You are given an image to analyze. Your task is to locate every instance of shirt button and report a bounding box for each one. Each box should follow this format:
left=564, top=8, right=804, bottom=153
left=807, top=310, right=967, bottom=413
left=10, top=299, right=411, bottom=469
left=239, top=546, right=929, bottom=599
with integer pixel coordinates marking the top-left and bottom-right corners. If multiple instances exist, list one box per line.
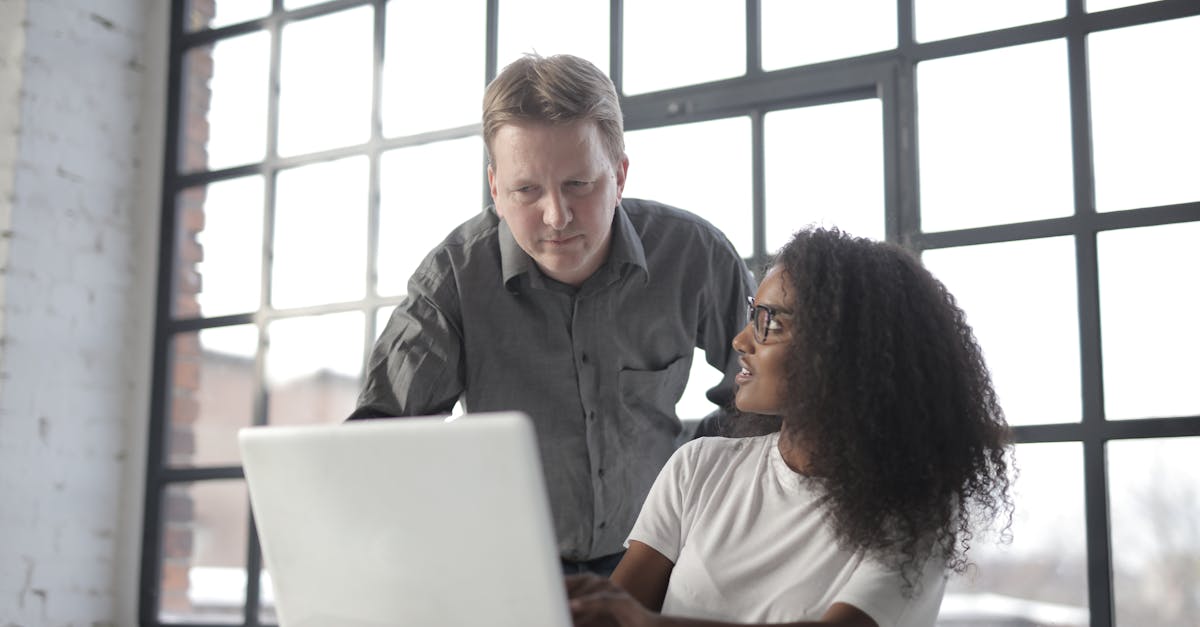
left=580, top=352, right=588, bottom=364
left=597, top=468, right=605, bottom=478
left=598, top=521, right=607, bottom=529
left=588, top=411, right=596, bottom=421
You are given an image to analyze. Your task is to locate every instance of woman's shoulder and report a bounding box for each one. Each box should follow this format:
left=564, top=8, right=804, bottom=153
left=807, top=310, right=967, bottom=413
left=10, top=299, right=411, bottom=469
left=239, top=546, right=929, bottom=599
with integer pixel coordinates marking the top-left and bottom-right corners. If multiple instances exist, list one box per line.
left=675, top=433, right=779, bottom=470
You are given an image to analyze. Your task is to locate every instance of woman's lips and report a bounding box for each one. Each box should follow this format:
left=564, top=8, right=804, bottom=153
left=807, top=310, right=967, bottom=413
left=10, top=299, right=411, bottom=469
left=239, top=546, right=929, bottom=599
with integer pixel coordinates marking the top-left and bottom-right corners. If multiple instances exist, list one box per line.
left=735, top=364, right=752, bottom=385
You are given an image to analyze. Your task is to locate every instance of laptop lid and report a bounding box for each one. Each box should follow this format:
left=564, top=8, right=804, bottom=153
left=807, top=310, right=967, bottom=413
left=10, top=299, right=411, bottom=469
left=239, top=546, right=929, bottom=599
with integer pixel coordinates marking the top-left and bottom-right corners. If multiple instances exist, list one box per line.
left=238, top=412, right=571, bottom=627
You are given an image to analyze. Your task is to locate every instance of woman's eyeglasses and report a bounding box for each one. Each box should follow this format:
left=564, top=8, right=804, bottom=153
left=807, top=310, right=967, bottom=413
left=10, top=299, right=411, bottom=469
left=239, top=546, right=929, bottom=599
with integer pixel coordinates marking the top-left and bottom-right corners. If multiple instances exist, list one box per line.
left=746, top=296, right=788, bottom=344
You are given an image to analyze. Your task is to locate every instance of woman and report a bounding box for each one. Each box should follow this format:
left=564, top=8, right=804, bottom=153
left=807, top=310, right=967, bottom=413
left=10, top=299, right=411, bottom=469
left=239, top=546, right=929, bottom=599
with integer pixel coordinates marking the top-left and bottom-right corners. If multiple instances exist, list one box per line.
left=568, top=227, right=1014, bottom=627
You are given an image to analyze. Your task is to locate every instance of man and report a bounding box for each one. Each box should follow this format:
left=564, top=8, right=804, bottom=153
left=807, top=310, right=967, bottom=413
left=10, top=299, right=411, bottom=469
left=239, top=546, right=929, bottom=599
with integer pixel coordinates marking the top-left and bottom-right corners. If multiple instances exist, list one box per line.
left=350, top=53, right=755, bottom=576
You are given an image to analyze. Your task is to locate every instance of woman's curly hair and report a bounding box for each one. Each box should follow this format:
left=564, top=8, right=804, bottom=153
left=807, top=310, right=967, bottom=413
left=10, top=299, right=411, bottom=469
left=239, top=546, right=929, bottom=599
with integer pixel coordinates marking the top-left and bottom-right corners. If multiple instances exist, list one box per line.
left=771, top=227, right=1014, bottom=588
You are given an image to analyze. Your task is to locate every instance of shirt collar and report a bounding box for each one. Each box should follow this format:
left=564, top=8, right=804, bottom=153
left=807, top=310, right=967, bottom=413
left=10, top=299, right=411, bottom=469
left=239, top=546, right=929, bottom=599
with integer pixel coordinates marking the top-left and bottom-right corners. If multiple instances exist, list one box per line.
left=497, top=207, right=533, bottom=288
left=498, top=203, right=649, bottom=291
left=606, top=202, right=649, bottom=282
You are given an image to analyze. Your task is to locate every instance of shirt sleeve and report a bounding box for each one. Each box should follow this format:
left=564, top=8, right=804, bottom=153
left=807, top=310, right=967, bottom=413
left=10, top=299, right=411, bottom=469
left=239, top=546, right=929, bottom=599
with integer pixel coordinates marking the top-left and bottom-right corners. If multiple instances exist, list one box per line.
left=624, top=439, right=701, bottom=563
left=349, top=261, right=465, bottom=420
left=697, top=240, right=757, bottom=411
left=833, top=553, right=948, bottom=627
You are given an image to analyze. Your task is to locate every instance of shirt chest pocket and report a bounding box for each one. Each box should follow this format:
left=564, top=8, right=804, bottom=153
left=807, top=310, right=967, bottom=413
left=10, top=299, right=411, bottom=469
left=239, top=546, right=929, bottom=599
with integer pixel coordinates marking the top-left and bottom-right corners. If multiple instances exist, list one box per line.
left=617, top=354, right=691, bottom=436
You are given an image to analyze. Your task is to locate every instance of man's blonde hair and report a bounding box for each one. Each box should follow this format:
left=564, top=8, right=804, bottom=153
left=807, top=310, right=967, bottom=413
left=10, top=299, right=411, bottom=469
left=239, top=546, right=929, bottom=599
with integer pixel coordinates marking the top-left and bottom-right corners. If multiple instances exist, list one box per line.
left=482, top=53, right=625, bottom=166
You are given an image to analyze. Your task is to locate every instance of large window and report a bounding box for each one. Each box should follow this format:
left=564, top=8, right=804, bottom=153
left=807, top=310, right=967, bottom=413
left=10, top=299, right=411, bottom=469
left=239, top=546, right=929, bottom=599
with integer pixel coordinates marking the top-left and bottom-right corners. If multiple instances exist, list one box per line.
left=144, top=1, right=1200, bottom=625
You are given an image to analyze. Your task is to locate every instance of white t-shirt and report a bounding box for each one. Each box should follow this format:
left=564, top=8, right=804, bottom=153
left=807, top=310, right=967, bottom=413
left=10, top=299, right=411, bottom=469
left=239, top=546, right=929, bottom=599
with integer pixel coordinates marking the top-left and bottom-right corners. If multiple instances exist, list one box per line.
left=627, top=433, right=946, bottom=627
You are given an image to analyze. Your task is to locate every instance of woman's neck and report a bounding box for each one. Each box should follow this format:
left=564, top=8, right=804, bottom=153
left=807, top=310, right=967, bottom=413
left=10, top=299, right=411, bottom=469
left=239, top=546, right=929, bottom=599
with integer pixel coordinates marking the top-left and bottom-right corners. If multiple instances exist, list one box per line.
left=776, top=422, right=813, bottom=475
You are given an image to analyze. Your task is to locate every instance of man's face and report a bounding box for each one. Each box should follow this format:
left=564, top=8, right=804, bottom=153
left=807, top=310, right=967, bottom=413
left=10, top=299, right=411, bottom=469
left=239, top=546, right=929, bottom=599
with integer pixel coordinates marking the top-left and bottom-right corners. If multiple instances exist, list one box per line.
left=488, top=120, right=628, bottom=287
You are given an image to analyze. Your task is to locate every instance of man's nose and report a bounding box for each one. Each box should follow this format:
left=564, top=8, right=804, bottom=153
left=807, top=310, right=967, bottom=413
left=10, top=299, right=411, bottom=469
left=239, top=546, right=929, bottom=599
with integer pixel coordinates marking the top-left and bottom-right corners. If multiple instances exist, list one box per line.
left=543, top=192, right=572, bottom=230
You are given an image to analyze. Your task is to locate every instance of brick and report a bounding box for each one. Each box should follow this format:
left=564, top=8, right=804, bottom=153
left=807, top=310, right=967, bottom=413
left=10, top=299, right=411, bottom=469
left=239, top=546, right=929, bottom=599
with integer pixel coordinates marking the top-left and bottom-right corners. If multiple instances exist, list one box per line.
left=167, top=424, right=196, bottom=455
left=163, top=489, right=195, bottom=523
left=161, top=559, right=190, bottom=588
left=162, top=526, right=194, bottom=559
left=172, top=358, right=200, bottom=390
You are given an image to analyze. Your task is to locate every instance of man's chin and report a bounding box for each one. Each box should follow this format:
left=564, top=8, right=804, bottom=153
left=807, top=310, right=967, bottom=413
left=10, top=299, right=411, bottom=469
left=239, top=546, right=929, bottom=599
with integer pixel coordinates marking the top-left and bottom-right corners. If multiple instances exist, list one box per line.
left=533, top=255, right=588, bottom=284
left=534, top=253, right=579, bottom=271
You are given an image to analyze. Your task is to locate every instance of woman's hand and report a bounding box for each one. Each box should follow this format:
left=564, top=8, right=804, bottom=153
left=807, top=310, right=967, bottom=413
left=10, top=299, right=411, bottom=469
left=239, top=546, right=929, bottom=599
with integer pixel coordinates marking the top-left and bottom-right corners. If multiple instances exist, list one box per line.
left=566, top=574, right=661, bottom=627
left=565, top=576, right=878, bottom=627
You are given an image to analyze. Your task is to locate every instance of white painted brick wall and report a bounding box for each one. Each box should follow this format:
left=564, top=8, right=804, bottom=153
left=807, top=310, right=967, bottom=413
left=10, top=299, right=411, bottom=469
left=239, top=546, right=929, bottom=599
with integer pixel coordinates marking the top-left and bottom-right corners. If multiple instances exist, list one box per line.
left=0, top=0, right=164, bottom=625
left=0, top=0, right=28, bottom=334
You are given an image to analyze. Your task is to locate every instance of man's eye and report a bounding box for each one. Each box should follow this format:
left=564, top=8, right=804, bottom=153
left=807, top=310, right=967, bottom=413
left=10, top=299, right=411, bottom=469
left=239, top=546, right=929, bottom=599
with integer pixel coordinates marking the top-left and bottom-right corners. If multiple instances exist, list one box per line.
left=765, top=318, right=784, bottom=331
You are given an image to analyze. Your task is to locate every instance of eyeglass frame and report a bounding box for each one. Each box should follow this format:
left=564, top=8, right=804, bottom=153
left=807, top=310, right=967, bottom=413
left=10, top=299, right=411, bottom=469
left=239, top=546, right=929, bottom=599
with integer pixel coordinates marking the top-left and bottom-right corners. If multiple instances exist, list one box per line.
left=746, top=296, right=789, bottom=344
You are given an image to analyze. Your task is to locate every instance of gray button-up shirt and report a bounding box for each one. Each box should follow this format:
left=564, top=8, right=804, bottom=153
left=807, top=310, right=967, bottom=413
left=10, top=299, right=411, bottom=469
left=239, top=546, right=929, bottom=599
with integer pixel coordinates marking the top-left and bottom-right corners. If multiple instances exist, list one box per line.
left=352, top=198, right=756, bottom=560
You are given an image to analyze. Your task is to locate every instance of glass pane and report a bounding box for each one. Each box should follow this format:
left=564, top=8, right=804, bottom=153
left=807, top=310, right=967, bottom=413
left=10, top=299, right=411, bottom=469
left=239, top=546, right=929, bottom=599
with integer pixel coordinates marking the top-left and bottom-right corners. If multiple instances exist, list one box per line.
left=176, top=176, right=265, bottom=319
left=186, top=0, right=272, bottom=32
left=272, top=156, right=368, bottom=309
left=940, top=442, right=1089, bottom=625
left=915, top=0, right=1064, bottom=43
left=168, top=326, right=259, bottom=467
left=765, top=99, right=885, bottom=251
left=374, top=305, right=394, bottom=341
left=677, top=348, right=724, bottom=422
left=761, top=0, right=896, bottom=71
left=258, top=553, right=278, bottom=624
left=1087, top=0, right=1156, bottom=11
left=623, top=0, right=744, bottom=95
left=1109, top=437, right=1200, bottom=626
left=180, top=32, right=270, bottom=173
left=917, top=40, right=1073, bottom=232
left=1098, top=222, right=1200, bottom=420
left=266, top=312, right=364, bottom=426
left=623, top=117, right=753, bottom=257
left=278, top=7, right=373, bottom=157
left=922, top=237, right=1081, bottom=426
left=1089, top=16, right=1200, bottom=212
left=284, top=0, right=328, bottom=9
left=377, top=137, right=484, bottom=297
left=383, top=0, right=485, bottom=137
left=497, top=0, right=609, bottom=74
left=157, top=480, right=249, bottom=623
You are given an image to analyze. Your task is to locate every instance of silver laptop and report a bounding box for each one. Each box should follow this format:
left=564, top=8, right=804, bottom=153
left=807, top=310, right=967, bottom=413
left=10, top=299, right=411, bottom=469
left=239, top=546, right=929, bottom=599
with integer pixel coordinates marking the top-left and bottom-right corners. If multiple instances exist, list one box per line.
left=238, top=412, right=571, bottom=627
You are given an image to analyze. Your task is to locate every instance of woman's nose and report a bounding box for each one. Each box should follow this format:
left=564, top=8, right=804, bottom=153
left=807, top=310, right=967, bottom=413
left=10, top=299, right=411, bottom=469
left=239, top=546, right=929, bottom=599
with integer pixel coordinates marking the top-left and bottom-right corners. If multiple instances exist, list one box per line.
left=732, top=321, right=754, bottom=354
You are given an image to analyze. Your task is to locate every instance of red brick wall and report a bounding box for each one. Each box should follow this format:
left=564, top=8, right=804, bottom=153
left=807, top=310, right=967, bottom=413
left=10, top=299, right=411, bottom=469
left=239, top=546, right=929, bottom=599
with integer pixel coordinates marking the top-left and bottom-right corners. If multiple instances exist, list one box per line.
left=160, top=0, right=214, bottom=615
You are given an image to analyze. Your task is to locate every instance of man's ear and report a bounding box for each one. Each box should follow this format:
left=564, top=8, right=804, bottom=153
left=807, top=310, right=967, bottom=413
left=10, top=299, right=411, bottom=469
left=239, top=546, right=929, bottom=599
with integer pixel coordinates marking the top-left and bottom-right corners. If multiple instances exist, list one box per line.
left=614, top=154, right=629, bottom=203
left=487, top=163, right=502, bottom=217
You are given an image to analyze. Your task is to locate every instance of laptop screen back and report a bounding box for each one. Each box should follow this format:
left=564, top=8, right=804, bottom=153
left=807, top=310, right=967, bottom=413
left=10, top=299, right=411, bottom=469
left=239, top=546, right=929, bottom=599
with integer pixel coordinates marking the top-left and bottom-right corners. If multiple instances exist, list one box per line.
left=238, top=412, right=571, bottom=627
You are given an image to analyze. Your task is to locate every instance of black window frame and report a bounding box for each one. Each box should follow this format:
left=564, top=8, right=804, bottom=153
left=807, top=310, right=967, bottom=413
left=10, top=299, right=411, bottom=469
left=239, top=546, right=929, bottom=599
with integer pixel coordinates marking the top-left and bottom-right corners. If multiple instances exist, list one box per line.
left=141, top=1, right=1200, bottom=625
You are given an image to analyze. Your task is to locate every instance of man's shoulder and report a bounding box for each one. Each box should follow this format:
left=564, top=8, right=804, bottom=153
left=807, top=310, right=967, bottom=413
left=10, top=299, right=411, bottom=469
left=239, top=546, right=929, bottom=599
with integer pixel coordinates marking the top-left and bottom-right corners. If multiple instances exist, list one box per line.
left=622, top=197, right=713, bottom=228
left=424, top=210, right=501, bottom=261
left=409, top=209, right=502, bottom=289
left=620, top=198, right=740, bottom=253
left=440, top=207, right=501, bottom=249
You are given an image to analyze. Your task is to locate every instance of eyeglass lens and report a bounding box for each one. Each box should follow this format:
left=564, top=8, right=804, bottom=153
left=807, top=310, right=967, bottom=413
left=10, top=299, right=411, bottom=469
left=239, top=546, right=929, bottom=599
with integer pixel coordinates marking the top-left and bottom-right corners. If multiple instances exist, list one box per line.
left=747, top=299, right=770, bottom=343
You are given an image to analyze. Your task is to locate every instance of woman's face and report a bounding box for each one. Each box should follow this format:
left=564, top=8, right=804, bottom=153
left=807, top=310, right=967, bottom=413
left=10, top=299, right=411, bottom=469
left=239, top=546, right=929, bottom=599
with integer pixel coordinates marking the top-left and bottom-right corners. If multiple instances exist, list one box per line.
left=732, top=265, right=793, bottom=415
